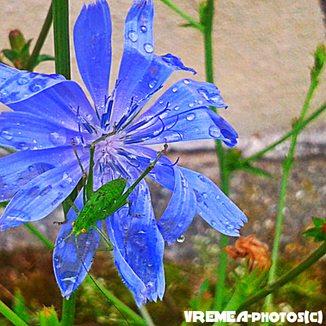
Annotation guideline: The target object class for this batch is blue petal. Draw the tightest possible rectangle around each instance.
[112,54,196,129]
[0,146,84,201]
[124,79,237,146]
[158,167,197,245]
[134,78,227,122]
[74,0,112,115]
[0,63,17,85]
[180,167,247,237]
[106,179,165,306]
[0,159,86,230]
[125,107,238,146]
[0,68,65,105]
[110,0,154,126]
[8,81,99,132]
[53,192,101,298]
[0,111,91,150]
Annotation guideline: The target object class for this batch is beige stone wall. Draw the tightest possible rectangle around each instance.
[0,0,325,148]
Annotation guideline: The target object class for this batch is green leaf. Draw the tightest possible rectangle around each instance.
[0,201,9,209]
[2,49,19,62]
[241,165,274,178]
[313,217,324,227]
[38,306,60,326]
[13,291,31,324]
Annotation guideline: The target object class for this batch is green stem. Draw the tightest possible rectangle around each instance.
[24,223,54,250]
[242,102,326,164]
[139,305,156,326]
[159,0,203,31]
[26,3,53,71]
[61,293,76,326]
[84,277,147,326]
[52,0,70,79]
[239,241,326,311]
[0,300,29,326]
[265,68,320,308]
[201,0,231,311]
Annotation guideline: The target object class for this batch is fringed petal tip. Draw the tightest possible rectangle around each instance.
[161,54,196,75]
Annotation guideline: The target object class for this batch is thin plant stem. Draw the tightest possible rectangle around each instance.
[239,241,326,311]
[201,0,232,311]
[0,300,29,326]
[159,0,203,31]
[265,67,320,308]
[212,241,326,326]
[61,293,76,326]
[242,102,326,164]
[52,0,70,79]
[24,223,54,250]
[139,305,156,326]
[26,3,53,71]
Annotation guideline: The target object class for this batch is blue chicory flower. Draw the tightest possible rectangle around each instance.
[0,0,247,306]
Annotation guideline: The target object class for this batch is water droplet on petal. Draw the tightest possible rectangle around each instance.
[27,186,40,197]
[17,77,28,85]
[215,195,220,200]
[225,222,236,233]
[209,125,221,138]
[0,130,13,140]
[128,30,138,42]
[183,79,190,84]
[140,25,147,33]
[198,175,206,183]
[172,87,178,93]
[202,192,208,199]
[174,106,180,111]
[29,82,43,92]
[28,165,35,172]
[186,113,196,121]
[49,131,66,146]
[40,185,52,196]
[177,235,185,243]
[143,43,153,53]
[169,132,182,142]
[17,142,29,150]
[211,220,216,227]
[188,102,195,108]
[148,80,157,89]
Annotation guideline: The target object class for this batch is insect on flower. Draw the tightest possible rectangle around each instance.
[0,0,247,306]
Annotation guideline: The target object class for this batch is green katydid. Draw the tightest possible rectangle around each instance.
[68,141,168,239]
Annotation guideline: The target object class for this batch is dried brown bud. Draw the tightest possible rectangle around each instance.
[223,235,271,272]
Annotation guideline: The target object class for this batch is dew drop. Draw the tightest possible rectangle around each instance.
[27,186,40,197]
[186,113,196,121]
[29,82,43,92]
[202,192,208,199]
[188,102,195,108]
[49,132,66,146]
[17,77,28,85]
[177,235,185,243]
[148,80,157,89]
[209,125,221,138]
[174,106,180,111]
[0,130,13,140]
[40,185,52,196]
[183,79,190,84]
[143,43,153,53]
[17,142,29,150]
[169,132,182,142]
[211,220,216,227]
[128,30,138,42]
[172,87,178,93]
[215,195,220,200]
[197,87,221,103]
[28,165,35,172]
[198,175,206,183]
[140,25,147,33]
[225,222,236,232]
